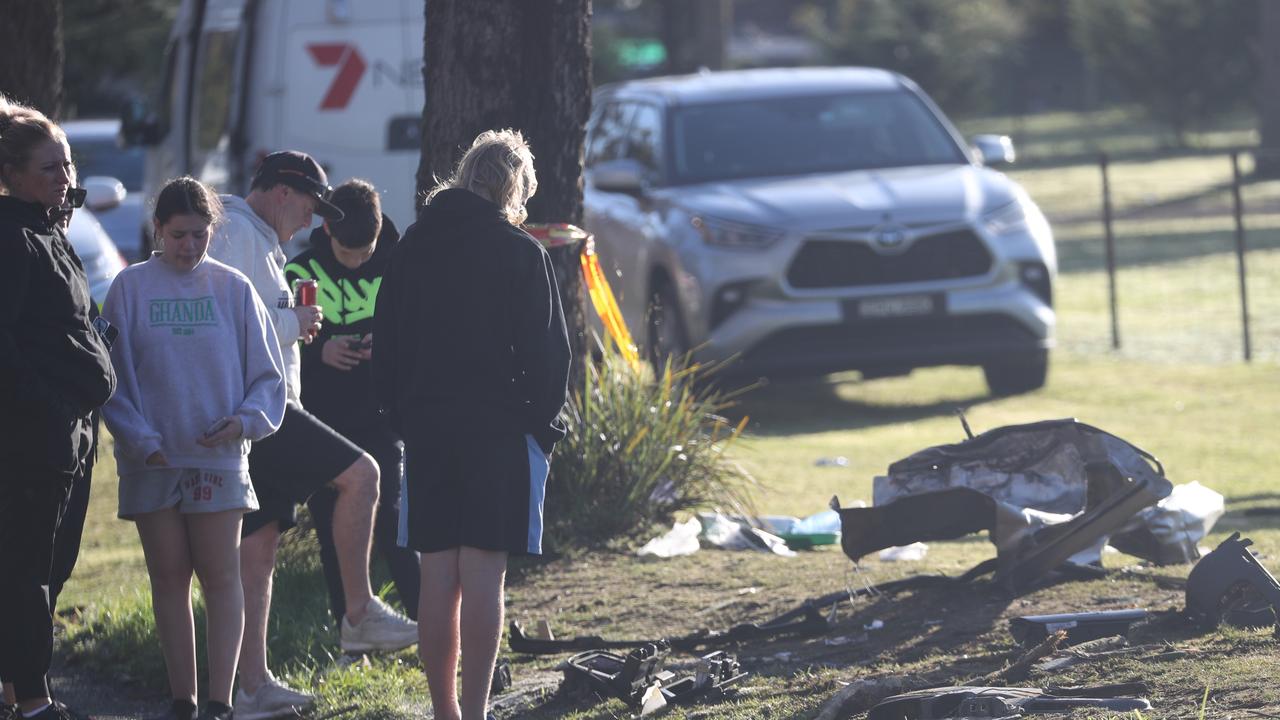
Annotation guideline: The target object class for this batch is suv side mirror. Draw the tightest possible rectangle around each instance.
[591,158,647,194]
[83,176,127,212]
[971,135,1016,167]
[120,99,163,147]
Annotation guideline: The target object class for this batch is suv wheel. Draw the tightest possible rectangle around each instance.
[646,280,689,370]
[983,349,1049,396]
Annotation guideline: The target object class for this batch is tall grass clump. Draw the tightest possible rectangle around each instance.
[546,345,757,547]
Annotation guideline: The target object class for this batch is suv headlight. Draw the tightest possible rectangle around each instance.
[692,215,783,250]
[982,201,1030,237]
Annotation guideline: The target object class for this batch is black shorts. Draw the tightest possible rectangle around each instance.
[242,402,366,537]
[399,425,548,556]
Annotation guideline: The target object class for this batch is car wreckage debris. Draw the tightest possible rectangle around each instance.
[510,574,955,656]
[559,643,747,709]
[835,419,1174,590]
[1184,532,1280,635]
[1008,608,1148,647]
[866,685,1152,720]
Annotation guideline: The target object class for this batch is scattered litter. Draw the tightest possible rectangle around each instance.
[864,619,885,631]
[770,651,794,662]
[637,517,701,558]
[878,542,929,562]
[698,512,796,556]
[823,635,859,646]
[815,456,849,467]
[638,682,667,715]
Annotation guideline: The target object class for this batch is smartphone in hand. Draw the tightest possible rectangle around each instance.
[204,417,233,438]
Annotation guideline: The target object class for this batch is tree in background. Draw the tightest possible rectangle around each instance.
[0,0,64,117]
[1257,0,1280,176]
[418,0,592,388]
[62,0,177,117]
[1070,0,1258,144]
[793,0,1024,116]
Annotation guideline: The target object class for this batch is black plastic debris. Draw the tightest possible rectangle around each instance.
[1009,609,1148,647]
[867,685,1151,720]
[560,642,669,706]
[491,657,512,695]
[657,651,748,705]
[1185,532,1280,633]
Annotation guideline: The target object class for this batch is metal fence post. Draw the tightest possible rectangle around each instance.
[1230,151,1252,362]
[1100,153,1121,350]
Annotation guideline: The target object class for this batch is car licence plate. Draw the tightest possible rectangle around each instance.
[845,293,942,320]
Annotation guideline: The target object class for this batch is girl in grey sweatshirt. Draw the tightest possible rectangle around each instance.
[100,177,285,720]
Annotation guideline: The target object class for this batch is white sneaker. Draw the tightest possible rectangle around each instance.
[234,672,316,720]
[340,596,418,652]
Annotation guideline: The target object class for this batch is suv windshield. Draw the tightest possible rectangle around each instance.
[669,90,967,184]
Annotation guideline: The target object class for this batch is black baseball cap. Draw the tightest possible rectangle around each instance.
[253,151,344,221]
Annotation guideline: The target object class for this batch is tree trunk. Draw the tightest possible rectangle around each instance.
[419,0,592,390]
[1257,0,1280,176]
[0,0,64,118]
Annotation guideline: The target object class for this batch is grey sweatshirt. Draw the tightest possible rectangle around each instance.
[208,195,303,403]
[102,254,287,475]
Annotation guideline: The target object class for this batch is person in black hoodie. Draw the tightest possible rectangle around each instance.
[283,179,420,624]
[0,94,116,720]
[374,129,570,720]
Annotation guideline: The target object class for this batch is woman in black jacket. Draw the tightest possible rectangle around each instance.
[374,129,570,720]
[0,94,116,720]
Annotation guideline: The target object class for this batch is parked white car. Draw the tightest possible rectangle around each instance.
[67,207,128,309]
[583,67,1057,395]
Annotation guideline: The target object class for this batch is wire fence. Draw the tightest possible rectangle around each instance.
[1016,149,1280,364]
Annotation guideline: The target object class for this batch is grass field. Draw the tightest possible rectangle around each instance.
[58,107,1280,719]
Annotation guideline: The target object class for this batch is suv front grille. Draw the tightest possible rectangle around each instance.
[787,229,993,289]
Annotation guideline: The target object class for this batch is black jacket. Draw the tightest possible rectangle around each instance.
[0,196,116,478]
[373,189,570,452]
[284,215,399,436]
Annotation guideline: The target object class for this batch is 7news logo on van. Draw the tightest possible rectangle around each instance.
[307,43,422,110]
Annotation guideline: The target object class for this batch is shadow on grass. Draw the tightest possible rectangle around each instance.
[727,374,993,438]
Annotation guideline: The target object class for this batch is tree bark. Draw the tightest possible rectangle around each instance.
[419,0,593,390]
[0,0,65,118]
[1257,0,1280,176]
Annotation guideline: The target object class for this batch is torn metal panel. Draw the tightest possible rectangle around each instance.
[866,686,1151,720]
[838,419,1173,589]
[1110,481,1226,565]
[873,418,1167,515]
[559,643,669,706]
[1184,532,1280,632]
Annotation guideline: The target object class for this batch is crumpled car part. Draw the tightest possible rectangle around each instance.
[656,651,748,704]
[1110,481,1225,565]
[1008,609,1148,648]
[559,642,669,706]
[837,419,1173,589]
[867,685,1151,720]
[1184,532,1280,633]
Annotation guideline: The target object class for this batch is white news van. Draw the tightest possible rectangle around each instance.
[125,0,426,237]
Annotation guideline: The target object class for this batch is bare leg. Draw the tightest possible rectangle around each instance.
[187,511,245,706]
[418,549,462,720]
[458,547,507,720]
[237,522,279,694]
[136,508,197,704]
[330,454,379,624]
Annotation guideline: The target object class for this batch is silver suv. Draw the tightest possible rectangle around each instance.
[583,67,1056,395]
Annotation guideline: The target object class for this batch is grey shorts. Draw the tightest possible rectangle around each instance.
[118,467,259,520]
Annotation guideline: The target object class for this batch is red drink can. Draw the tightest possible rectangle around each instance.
[296,279,317,306]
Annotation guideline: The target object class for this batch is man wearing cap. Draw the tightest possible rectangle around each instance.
[208,151,418,719]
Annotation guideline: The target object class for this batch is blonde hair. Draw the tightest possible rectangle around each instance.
[0,93,67,195]
[428,129,537,225]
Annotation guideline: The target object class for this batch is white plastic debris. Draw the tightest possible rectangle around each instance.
[815,456,850,467]
[878,542,929,562]
[864,619,885,631]
[698,512,797,557]
[637,516,702,558]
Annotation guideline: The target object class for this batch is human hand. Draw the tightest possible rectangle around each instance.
[292,304,323,343]
[145,451,170,467]
[322,337,363,371]
[197,416,243,447]
[353,333,373,361]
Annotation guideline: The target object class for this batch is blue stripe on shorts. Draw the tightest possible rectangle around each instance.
[397,445,410,549]
[525,434,549,555]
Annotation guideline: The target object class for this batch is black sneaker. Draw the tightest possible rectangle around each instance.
[147,699,196,720]
[195,701,233,720]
